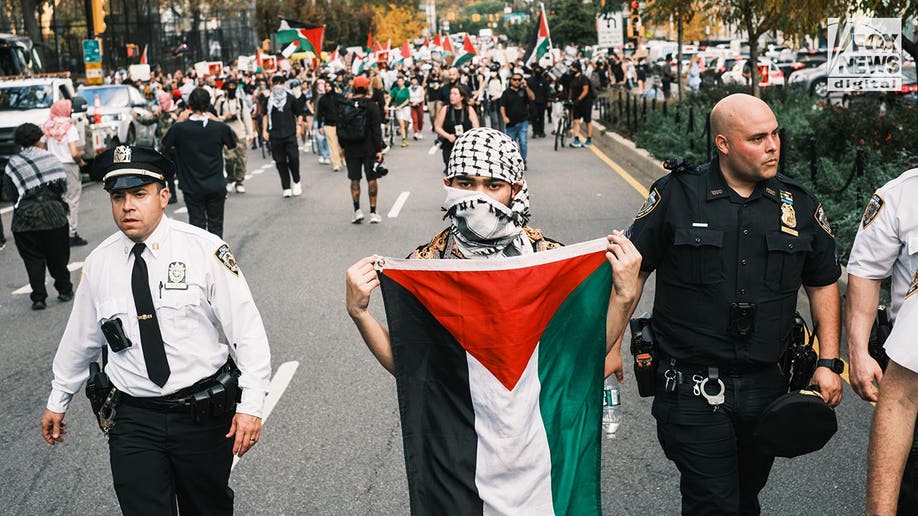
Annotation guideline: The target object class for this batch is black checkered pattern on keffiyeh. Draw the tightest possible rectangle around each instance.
[4,146,68,207]
[446,127,530,226]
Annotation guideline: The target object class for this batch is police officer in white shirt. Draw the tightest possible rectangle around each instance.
[846,167,918,513]
[867,287,918,513]
[40,145,272,516]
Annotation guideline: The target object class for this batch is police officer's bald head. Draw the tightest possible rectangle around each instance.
[710,94,775,145]
[710,93,780,187]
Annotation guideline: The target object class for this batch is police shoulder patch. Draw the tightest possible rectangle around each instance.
[907,270,918,299]
[862,193,884,228]
[214,244,240,276]
[814,203,834,236]
[635,187,662,220]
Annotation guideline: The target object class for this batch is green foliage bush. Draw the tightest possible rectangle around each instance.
[600,86,918,260]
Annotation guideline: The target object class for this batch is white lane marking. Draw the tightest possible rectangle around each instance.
[231,360,299,471]
[259,164,272,170]
[174,207,188,214]
[13,262,84,295]
[245,174,253,180]
[0,205,11,215]
[387,191,410,218]
[253,169,264,175]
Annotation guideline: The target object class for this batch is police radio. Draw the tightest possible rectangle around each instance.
[630,313,656,397]
[662,157,696,175]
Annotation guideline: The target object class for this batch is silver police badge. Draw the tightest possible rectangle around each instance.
[862,193,884,229]
[214,244,240,276]
[113,145,132,163]
[165,262,188,290]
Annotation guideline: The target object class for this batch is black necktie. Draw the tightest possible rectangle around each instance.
[131,243,170,387]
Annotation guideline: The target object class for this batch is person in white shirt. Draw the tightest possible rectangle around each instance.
[847,168,918,513]
[40,145,271,516]
[41,98,87,246]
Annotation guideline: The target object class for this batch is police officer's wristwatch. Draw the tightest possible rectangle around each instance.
[816,358,845,374]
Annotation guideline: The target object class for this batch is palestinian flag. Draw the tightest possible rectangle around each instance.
[277,27,324,59]
[377,238,610,515]
[433,33,442,50]
[453,34,477,67]
[442,33,456,55]
[524,4,552,67]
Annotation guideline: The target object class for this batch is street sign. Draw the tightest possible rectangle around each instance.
[82,38,102,63]
[85,62,104,85]
[597,12,624,48]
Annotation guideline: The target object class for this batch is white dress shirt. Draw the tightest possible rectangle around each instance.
[847,168,918,323]
[885,291,918,372]
[47,216,271,417]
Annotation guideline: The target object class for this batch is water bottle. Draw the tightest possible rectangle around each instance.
[602,378,622,439]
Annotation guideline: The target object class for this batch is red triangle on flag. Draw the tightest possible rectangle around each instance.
[402,41,411,59]
[433,33,442,47]
[423,36,430,47]
[462,34,476,55]
[382,251,607,391]
[442,34,455,54]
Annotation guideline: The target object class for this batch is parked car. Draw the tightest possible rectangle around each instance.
[777,50,828,81]
[76,84,157,147]
[721,58,786,87]
[700,55,744,87]
[787,61,829,97]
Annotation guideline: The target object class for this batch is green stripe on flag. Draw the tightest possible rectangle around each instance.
[539,263,610,516]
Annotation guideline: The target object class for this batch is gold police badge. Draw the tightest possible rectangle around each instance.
[781,203,797,228]
[113,145,132,163]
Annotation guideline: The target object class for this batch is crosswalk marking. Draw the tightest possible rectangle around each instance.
[232,360,299,471]
[12,262,84,295]
[388,191,411,218]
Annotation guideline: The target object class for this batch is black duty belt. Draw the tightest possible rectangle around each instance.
[661,355,772,379]
[118,360,240,415]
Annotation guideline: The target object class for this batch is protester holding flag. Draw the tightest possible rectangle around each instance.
[345,127,642,515]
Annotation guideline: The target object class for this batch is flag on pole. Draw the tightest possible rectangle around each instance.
[523,4,553,67]
[433,33,442,50]
[376,238,609,515]
[139,45,148,65]
[441,33,456,55]
[367,32,373,50]
[277,27,324,59]
[401,41,411,60]
[453,34,477,66]
[422,36,430,48]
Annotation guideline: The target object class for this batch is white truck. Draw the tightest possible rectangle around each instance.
[0,73,99,201]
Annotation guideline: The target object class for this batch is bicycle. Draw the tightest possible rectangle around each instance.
[553,100,574,151]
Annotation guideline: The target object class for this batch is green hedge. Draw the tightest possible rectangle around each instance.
[600,86,918,260]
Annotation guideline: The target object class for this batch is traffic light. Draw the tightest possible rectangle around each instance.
[628,15,642,39]
[91,0,106,35]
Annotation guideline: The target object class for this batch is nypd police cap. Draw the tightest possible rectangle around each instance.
[753,389,837,458]
[92,145,175,191]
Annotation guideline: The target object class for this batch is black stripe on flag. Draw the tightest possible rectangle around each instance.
[379,273,483,515]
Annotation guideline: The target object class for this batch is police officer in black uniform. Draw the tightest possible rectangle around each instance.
[626,93,843,515]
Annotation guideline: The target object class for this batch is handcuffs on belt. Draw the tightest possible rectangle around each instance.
[663,360,726,411]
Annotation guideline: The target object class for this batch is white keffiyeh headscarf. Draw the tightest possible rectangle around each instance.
[442,127,532,258]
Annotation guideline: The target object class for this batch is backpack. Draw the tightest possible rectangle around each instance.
[335,97,369,143]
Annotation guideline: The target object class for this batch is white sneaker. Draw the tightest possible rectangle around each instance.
[235,184,246,193]
[352,209,365,224]
[283,188,292,198]
[417,132,424,140]
[412,133,419,141]
[226,182,235,193]
[333,166,341,172]
[292,182,303,196]
[369,212,382,224]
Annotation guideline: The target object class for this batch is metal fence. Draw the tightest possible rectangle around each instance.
[19,0,258,76]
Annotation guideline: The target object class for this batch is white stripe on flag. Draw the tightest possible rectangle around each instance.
[468,344,554,515]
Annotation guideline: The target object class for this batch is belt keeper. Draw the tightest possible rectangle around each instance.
[708,366,719,381]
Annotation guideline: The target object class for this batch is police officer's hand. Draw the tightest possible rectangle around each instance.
[226,413,262,457]
[40,409,67,445]
[346,256,380,320]
[849,352,883,402]
[812,367,843,408]
[605,231,642,304]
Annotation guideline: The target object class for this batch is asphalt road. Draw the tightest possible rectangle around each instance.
[0,123,874,515]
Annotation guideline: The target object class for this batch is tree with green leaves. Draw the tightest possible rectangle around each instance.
[549,0,597,47]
